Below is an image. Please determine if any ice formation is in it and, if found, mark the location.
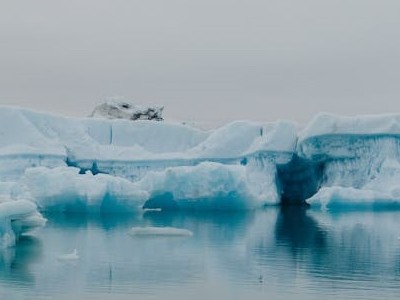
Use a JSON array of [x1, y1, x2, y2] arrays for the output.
[[0, 106, 298, 212], [2, 106, 400, 215], [298, 113, 400, 209], [18, 166, 148, 213], [0, 199, 46, 248]]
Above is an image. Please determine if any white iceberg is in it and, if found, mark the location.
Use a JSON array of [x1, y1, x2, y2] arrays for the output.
[[0, 106, 297, 211], [5, 106, 400, 210]]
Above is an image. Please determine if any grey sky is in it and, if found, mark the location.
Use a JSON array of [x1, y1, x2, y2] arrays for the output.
[[1, 0, 400, 124]]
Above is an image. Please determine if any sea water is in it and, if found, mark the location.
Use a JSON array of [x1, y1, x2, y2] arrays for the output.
[[0, 206, 399, 299]]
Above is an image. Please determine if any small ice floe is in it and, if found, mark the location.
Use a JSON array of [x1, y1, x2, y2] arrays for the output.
[[57, 249, 80, 261], [129, 227, 193, 237]]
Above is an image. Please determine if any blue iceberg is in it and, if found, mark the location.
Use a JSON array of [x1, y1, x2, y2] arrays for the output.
[[0, 106, 298, 215]]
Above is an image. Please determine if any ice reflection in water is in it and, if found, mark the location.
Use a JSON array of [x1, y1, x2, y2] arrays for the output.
[[0, 207, 399, 300]]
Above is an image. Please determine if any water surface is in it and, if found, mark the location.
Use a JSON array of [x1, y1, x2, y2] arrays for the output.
[[1, 207, 399, 299]]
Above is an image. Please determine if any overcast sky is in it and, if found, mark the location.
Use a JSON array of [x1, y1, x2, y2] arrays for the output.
[[1, 0, 400, 124]]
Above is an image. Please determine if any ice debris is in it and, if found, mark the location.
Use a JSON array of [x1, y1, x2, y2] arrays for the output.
[[129, 227, 193, 237]]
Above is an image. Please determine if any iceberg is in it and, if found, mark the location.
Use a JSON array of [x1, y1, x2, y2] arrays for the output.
[[4, 106, 400, 211], [298, 113, 400, 208], [0, 106, 298, 211]]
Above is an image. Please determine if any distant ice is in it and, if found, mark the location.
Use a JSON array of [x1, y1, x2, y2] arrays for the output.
[[129, 227, 193, 237]]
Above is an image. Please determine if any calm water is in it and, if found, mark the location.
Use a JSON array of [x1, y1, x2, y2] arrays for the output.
[[1, 207, 400, 299]]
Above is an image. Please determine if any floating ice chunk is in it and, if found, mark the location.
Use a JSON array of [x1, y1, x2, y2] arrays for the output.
[[129, 227, 193, 237], [57, 249, 79, 261], [0, 199, 46, 248]]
